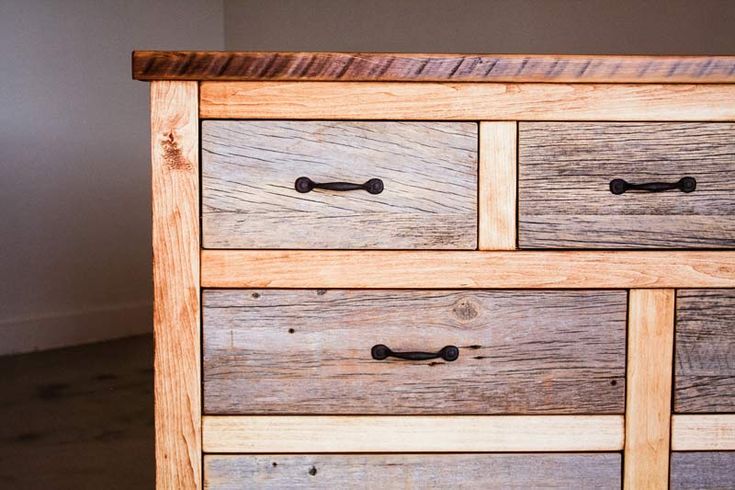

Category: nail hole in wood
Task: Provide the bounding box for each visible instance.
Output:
[309,466,317,476]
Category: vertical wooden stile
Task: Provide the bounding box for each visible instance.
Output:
[479,121,517,250]
[151,81,201,489]
[624,289,675,489]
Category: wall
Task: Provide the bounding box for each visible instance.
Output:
[0,0,224,355]
[224,0,735,53]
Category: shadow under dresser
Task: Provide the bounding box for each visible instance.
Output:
[134,51,735,489]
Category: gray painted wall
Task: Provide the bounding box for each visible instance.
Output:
[0,1,223,354]
[2,0,735,355]
[224,0,735,53]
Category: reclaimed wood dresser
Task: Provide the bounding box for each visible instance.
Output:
[133,52,735,489]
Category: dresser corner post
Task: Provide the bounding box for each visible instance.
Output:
[624,289,675,490]
[150,80,202,489]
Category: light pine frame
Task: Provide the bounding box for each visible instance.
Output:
[200,81,735,120]
[479,121,517,250]
[149,79,735,488]
[624,290,675,489]
[672,415,735,450]
[201,250,735,288]
[151,81,201,489]
[203,416,624,453]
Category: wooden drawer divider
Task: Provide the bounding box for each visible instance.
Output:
[201,250,735,289]
[624,289,675,490]
[672,415,735,450]
[202,415,624,453]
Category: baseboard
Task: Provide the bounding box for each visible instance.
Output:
[0,302,152,356]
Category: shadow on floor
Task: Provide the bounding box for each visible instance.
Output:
[0,335,154,489]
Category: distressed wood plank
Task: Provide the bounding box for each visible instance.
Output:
[204,453,622,490]
[151,81,200,489]
[519,122,735,249]
[202,415,625,453]
[479,121,517,250]
[671,452,735,490]
[202,121,477,249]
[133,51,735,83]
[675,289,735,412]
[672,414,735,450]
[200,250,735,289]
[199,82,735,120]
[624,289,675,490]
[203,290,625,415]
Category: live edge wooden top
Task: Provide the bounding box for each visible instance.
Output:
[132,51,735,83]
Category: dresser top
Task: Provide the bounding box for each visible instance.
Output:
[132,51,735,83]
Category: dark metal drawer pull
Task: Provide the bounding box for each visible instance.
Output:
[295,176,384,194]
[371,344,459,362]
[609,176,696,195]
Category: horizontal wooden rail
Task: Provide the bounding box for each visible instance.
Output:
[203,415,624,453]
[201,251,735,289]
[672,415,735,450]
[200,82,735,120]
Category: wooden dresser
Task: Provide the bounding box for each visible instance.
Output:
[133,52,735,489]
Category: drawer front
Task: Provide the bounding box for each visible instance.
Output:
[203,290,626,414]
[202,121,478,249]
[205,454,622,489]
[675,289,735,412]
[671,452,735,489]
[519,122,735,249]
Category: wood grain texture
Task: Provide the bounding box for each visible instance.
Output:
[671,452,735,490]
[675,289,735,412]
[204,453,622,490]
[624,289,675,490]
[151,81,200,489]
[202,121,477,249]
[202,415,625,453]
[199,82,735,121]
[133,51,735,83]
[479,122,517,250]
[519,122,735,249]
[672,415,735,450]
[200,250,735,289]
[203,290,626,415]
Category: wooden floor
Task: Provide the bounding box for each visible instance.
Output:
[0,335,154,489]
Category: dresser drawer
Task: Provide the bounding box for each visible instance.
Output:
[671,452,735,490]
[202,121,478,249]
[519,122,735,249]
[205,453,621,489]
[675,289,735,412]
[203,289,626,414]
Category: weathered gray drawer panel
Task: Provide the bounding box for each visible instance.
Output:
[202,121,478,249]
[675,289,735,413]
[205,453,622,490]
[203,289,626,415]
[671,452,735,490]
[518,122,735,249]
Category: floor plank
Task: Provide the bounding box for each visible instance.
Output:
[0,335,153,489]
